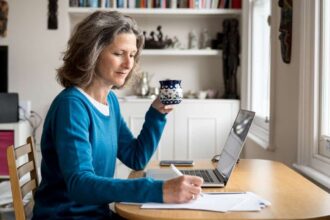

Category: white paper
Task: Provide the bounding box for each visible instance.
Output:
[141,192,271,213]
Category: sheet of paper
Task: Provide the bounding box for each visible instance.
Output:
[141,192,271,213]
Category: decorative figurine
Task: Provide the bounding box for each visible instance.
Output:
[157,25,163,42]
[188,30,198,49]
[211,32,224,50]
[199,28,211,49]
[222,19,240,99]
[278,0,292,64]
[171,36,183,49]
[48,0,58,29]
[144,25,173,49]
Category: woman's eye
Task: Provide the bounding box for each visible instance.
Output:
[113,52,123,56]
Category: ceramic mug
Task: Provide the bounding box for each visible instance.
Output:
[159,80,183,105]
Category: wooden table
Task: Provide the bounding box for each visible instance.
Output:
[115,159,330,220]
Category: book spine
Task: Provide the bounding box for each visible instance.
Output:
[231,0,241,9]
[117,0,124,8]
[171,0,177,8]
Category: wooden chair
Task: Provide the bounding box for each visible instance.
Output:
[6,136,39,220]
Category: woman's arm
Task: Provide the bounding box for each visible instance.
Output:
[53,97,164,204]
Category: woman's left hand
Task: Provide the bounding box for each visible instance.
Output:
[151,97,174,114]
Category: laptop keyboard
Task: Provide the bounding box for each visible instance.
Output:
[180,169,214,183]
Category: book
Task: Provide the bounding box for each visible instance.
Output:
[231,0,241,9]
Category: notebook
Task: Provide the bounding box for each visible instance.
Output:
[146,109,255,187]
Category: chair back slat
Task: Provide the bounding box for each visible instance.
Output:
[17,161,35,178]
[7,136,39,220]
[15,144,32,159]
[21,179,37,198]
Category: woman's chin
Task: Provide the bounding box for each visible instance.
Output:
[113,79,126,88]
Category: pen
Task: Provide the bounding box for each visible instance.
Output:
[170,164,183,176]
[170,164,205,197]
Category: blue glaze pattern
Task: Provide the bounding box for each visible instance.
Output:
[159,80,183,105]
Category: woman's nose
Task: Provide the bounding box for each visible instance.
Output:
[122,55,133,69]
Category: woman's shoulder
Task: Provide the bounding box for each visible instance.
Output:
[57,87,84,100]
[52,87,87,108]
[45,87,91,126]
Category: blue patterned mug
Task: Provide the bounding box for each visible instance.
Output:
[159,80,183,105]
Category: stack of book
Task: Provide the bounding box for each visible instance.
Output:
[69,0,242,9]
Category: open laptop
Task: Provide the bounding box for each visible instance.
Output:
[146,109,255,187]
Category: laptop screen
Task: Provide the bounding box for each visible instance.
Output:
[216,110,255,179]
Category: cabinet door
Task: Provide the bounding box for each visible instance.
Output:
[174,101,239,160]
[116,101,174,178]
[120,101,174,161]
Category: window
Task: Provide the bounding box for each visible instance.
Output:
[243,0,271,149]
[295,0,330,189]
[319,0,330,160]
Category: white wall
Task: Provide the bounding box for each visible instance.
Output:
[1,0,70,144]
[243,0,300,167]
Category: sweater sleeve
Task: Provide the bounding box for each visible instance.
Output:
[53,97,164,205]
[116,102,167,170]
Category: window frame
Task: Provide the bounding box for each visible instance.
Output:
[294,0,330,189]
[241,0,274,150]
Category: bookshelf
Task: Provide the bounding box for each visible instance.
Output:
[67,1,243,98]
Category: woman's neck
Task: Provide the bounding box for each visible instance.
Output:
[81,81,112,105]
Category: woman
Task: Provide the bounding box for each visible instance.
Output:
[32,11,203,220]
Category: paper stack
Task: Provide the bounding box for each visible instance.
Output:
[141,192,271,212]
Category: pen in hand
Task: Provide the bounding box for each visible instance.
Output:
[170,164,205,197]
[170,163,183,176]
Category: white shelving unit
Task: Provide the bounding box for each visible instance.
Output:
[68,6,242,97]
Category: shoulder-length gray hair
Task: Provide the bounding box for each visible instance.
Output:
[57,11,144,88]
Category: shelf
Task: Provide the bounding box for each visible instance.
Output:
[68,8,242,18]
[118,98,239,103]
[141,49,222,56]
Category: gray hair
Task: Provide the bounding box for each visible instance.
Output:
[57,11,144,88]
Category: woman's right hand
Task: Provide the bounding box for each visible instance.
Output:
[163,175,204,203]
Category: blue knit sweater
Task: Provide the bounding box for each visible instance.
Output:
[32,87,166,219]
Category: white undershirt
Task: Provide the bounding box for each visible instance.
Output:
[76,87,110,116]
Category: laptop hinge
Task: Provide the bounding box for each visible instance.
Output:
[214,169,227,184]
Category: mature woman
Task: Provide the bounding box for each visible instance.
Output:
[32,11,203,220]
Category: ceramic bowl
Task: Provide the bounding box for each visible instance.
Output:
[159,80,183,105]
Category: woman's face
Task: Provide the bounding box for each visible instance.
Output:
[95,33,137,88]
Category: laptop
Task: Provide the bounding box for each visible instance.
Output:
[146,109,255,187]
